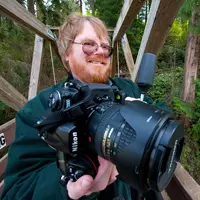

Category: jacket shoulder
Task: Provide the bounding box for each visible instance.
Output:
[18,83,64,127]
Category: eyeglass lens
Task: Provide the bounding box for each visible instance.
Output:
[82,41,111,57]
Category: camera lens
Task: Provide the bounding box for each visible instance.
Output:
[88,100,184,192]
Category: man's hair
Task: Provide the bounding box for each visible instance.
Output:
[58,13,110,70]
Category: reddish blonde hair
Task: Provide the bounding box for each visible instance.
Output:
[57,13,110,70]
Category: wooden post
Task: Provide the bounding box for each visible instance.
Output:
[121,34,134,76]
[112,0,147,43]
[0,76,27,111]
[110,43,118,77]
[145,0,184,54]
[166,163,200,200]
[131,0,161,82]
[28,35,44,100]
[117,42,120,77]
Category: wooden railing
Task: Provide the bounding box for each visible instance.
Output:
[0,0,200,199]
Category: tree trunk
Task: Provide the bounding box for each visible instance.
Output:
[79,0,83,14]
[36,0,47,24]
[27,0,35,15]
[145,1,148,24]
[182,8,200,102]
[90,0,95,16]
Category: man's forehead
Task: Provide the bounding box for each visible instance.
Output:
[75,21,109,43]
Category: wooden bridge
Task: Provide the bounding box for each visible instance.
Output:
[0,0,200,199]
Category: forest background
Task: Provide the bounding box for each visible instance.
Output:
[0,0,200,184]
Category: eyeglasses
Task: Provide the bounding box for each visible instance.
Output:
[72,40,113,58]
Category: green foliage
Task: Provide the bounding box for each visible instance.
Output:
[179,0,200,34]
[148,67,184,104]
[0,102,16,125]
[0,21,33,95]
[0,0,79,124]
[36,0,79,26]
[172,79,200,182]
[167,18,188,48]
[127,19,145,58]
[179,0,200,22]
[94,0,123,28]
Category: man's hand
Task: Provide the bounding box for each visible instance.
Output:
[66,156,118,199]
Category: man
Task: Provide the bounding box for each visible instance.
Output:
[1,13,162,200]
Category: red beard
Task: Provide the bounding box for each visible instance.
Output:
[69,55,111,84]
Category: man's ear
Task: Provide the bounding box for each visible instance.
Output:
[64,52,71,71]
[65,46,72,61]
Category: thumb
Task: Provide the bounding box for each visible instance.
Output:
[67,175,93,199]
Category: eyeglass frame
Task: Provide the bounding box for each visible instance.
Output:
[66,38,113,58]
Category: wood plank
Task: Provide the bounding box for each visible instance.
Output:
[131,0,161,81]
[0,180,4,194]
[0,0,56,41]
[145,0,184,54]
[0,154,8,178]
[50,26,114,33]
[0,75,27,111]
[166,163,200,200]
[110,43,118,77]
[112,0,147,43]
[0,119,15,153]
[28,35,44,100]
[161,191,169,200]
[121,34,134,76]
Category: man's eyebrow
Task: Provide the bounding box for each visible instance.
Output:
[80,37,110,45]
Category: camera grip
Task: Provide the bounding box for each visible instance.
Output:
[66,154,99,182]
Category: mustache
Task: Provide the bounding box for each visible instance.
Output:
[86,55,108,64]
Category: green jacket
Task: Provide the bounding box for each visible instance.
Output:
[1,77,161,200]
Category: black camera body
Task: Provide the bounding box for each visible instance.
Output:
[36,79,184,193]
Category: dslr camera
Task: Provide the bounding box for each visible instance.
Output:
[36,77,184,192]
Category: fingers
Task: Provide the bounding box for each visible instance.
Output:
[85,156,117,195]
[66,156,119,199]
[89,157,113,191]
[67,175,93,199]
[108,165,119,185]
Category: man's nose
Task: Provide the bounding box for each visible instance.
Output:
[94,45,104,55]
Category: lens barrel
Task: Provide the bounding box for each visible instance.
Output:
[88,100,184,192]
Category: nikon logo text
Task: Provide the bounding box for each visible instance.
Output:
[72,132,78,152]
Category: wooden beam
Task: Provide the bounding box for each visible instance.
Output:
[0,180,4,195]
[117,42,120,77]
[161,191,169,200]
[112,0,147,44]
[0,154,8,179]
[28,35,44,100]
[132,0,161,81]
[0,119,15,153]
[145,0,184,54]
[121,34,134,76]
[0,75,27,111]
[167,163,200,200]
[110,43,118,77]
[0,0,56,41]
[50,26,114,33]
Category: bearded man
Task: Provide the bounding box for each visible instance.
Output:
[1,13,164,200]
